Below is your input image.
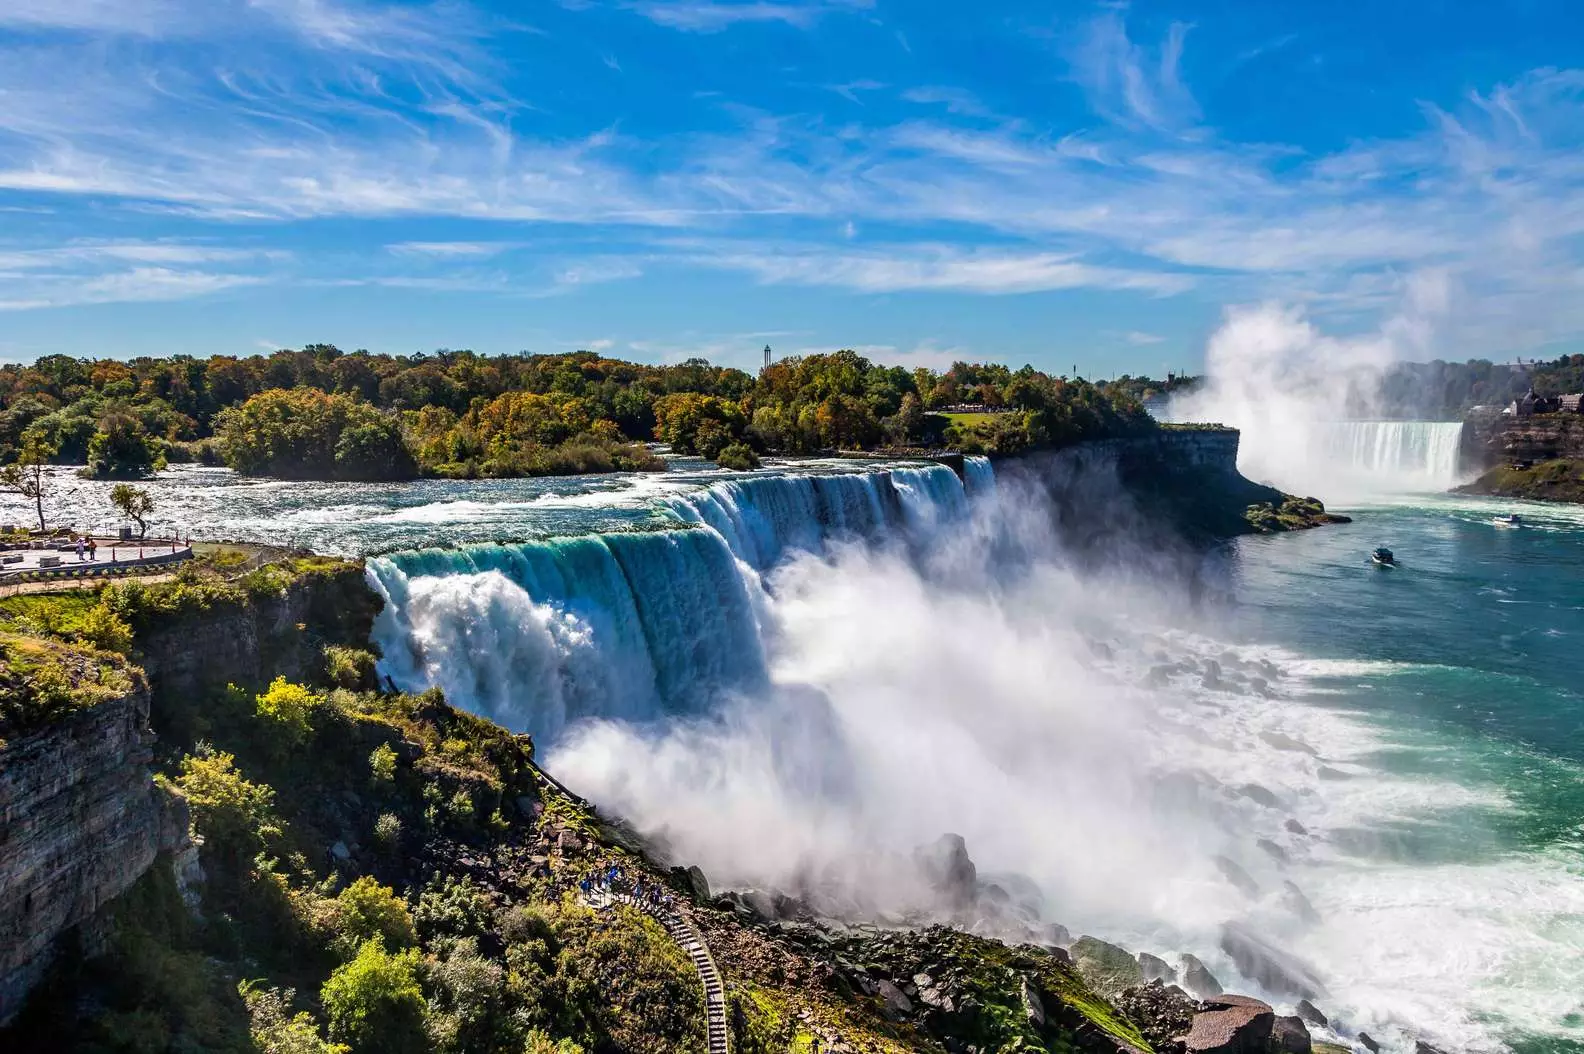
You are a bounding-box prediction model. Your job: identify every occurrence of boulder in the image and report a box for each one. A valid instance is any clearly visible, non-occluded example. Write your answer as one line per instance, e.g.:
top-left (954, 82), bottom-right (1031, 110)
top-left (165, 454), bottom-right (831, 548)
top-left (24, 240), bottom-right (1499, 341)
top-left (1020, 976), bottom-right (1046, 1028)
top-left (1115, 980), bottom-right (1197, 1049)
top-left (672, 864), bottom-right (710, 903)
top-left (1238, 784), bottom-right (1280, 808)
top-left (1295, 999), bottom-right (1327, 1027)
top-left (1272, 1015), bottom-right (1312, 1054)
top-left (1043, 921), bottom-right (1072, 947)
top-left (1180, 993), bottom-right (1274, 1054)
top-left (1139, 952), bottom-right (1177, 984)
top-left (1181, 953), bottom-right (1223, 998)
top-left (330, 840), bottom-right (351, 861)
top-left (1358, 1033), bottom-right (1380, 1053)
top-left (915, 833), bottom-right (977, 909)
top-left (1219, 923), bottom-right (1326, 1000)
top-left (1415, 1042), bottom-right (1448, 1054)
top-left (1260, 731), bottom-right (1319, 755)
top-left (874, 979), bottom-right (912, 1016)
top-left (1072, 936), bottom-right (1143, 996)
top-left (1285, 819), bottom-right (1309, 836)
top-left (1216, 855), bottom-right (1261, 897)
top-left (1282, 881), bottom-right (1321, 925)
top-left (1257, 838), bottom-right (1290, 864)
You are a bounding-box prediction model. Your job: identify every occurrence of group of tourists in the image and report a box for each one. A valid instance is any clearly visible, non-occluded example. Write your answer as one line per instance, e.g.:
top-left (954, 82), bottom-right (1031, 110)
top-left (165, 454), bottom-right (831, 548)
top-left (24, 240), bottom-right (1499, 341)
top-left (579, 863), bottom-right (677, 915)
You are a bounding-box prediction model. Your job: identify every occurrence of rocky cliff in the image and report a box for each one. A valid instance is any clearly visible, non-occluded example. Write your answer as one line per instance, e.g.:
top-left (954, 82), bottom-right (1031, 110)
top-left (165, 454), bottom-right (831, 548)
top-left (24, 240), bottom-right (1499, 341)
top-left (0, 684), bottom-right (190, 1026)
top-left (1002, 427), bottom-right (1344, 556)
top-left (1460, 411), bottom-right (1584, 470)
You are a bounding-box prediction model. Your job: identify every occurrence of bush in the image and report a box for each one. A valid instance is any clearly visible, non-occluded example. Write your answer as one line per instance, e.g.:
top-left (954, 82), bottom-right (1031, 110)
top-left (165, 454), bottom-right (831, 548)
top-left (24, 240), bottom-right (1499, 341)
top-left (369, 742), bottom-right (398, 783)
top-left (373, 812), bottom-right (402, 850)
top-left (256, 677), bottom-right (325, 741)
top-left (241, 983), bottom-right (349, 1054)
top-left (78, 601), bottom-right (134, 654)
top-left (321, 941), bottom-right (428, 1054)
top-left (714, 442), bottom-right (760, 471)
top-left (423, 938), bottom-right (513, 1054)
top-left (176, 750), bottom-right (281, 864)
top-left (332, 877), bottom-right (417, 956)
top-left (325, 645), bottom-right (378, 690)
top-left (414, 875), bottom-right (493, 944)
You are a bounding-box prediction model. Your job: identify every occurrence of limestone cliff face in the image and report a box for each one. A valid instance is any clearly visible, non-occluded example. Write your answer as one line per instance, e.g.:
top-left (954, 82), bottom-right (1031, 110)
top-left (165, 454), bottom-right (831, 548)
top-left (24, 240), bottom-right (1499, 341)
top-left (1461, 413), bottom-right (1584, 470)
top-left (0, 685), bottom-right (189, 1026)
top-left (136, 563), bottom-right (380, 706)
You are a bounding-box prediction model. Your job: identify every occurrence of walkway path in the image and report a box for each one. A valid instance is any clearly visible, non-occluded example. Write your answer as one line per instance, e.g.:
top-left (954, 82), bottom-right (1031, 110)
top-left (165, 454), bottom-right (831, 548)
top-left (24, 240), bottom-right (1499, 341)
top-left (588, 887), bottom-right (729, 1054)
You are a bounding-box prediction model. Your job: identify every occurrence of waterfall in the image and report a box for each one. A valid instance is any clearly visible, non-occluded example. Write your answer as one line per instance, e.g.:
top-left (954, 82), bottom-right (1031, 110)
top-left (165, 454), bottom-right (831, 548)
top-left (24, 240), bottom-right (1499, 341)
top-left (1318, 421), bottom-right (1465, 490)
top-left (368, 462), bottom-right (984, 740)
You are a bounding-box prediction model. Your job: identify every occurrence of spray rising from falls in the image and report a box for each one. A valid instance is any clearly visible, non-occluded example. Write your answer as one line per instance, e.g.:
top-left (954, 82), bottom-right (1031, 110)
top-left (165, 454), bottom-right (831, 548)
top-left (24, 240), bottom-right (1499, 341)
top-left (368, 453), bottom-right (1571, 1051)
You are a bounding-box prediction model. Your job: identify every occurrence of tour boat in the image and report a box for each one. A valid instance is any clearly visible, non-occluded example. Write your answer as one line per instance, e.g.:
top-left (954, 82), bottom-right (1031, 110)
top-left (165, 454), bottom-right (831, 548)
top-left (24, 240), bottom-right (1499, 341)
top-left (1493, 513), bottom-right (1522, 527)
top-left (1371, 547), bottom-right (1396, 567)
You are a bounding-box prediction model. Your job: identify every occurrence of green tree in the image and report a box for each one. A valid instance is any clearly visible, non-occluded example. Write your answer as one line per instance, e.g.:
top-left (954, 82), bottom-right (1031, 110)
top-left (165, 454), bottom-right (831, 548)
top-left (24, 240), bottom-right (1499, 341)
top-left (85, 409), bottom-right (161, 479)
top-left (320, 941), bottom-right (428, 1054)
top-left (255, 676), bottom-right (325, 741)
top-left (1, 429), bottom-right (58, 531)
top-left (176, 750), bottom-right (281, 865)
top-left (110, 483), bottom-right (155, 539)
top-left (332, 877), bottom-right (417, 955)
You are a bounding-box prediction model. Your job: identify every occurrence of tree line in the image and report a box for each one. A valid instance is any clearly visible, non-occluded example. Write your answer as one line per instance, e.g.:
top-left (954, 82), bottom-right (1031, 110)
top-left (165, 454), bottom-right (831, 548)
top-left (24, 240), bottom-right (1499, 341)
top-left (0, 345), bottom-right (1159, 483)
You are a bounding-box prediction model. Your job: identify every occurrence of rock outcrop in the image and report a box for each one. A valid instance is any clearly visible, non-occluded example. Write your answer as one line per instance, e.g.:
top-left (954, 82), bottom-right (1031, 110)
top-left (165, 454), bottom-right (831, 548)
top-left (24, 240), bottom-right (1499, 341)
top-left (0, 683), bottom-right (189, 1025)
top-left (1181, 994), bottom-right (1275, 1054)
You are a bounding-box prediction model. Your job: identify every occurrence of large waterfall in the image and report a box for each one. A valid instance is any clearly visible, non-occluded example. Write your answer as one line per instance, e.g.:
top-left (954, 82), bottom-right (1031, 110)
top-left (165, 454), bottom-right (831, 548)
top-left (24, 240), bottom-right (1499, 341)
top-left (368, 459), bottom-right (985, 740)
top-left (1320, 421), bottom-right (1465, 489)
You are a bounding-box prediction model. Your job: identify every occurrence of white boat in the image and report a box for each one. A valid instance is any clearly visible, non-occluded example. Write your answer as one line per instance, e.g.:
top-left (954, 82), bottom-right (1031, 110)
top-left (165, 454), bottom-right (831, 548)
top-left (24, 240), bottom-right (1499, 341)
top-left (1493, 513), bottom-right (1522, 528)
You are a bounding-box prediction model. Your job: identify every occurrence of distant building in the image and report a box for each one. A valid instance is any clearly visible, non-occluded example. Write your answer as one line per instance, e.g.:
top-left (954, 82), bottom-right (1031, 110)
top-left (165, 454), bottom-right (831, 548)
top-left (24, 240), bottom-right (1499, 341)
top-left (1561, 393), bottom-right (1584, 413)
top-left (1506, 387), bottom-right (1572, 415)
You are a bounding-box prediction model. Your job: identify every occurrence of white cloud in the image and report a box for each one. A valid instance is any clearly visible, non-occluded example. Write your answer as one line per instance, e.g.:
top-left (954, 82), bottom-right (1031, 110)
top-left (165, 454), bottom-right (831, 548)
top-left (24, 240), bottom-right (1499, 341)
top-left (0, 267), bottom-right (265, 311)
top-left (623, 0), bottom-right (870, 33)
top-left (1124, 330), bottom-right (1165, 345)
top-left (695, 244), bottom-right (1192, 296)
top-left (386, 241), bottom-right (514, 257)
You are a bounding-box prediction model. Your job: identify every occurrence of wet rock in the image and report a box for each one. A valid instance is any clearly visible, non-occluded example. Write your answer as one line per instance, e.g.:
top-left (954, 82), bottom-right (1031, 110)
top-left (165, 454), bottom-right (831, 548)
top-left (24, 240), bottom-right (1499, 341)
top-left (1218, 923), bottom-right (1326, 1000)
top-left (1358, 1033), bottom-right (1380, 1053)
top-left (1272, 1015), bottom-right (1312, 1054)
top-left (1115, 980), bottom-right (1197, 1049)
top-left (1295, 999), bottom-right (1327, 1027)
top-left (1043, 921), bottom-right (1072, 947)
top-left (874, 979), bottom-right (912, 1016)
top-left (673, 864), bottom-right (710, 902)
top-left (1250, 677), bottom-right (1273, 697)
top-left (1415, 1042), bottom-right (1448, 1054)
top-left (1282, 881), bottom-right (1321, 925)
top-left (914, 833), bottom-right (977, 909)
top-left (1285, 819), bottom-right (1309, 836)
top-left (1317, 766), bottom-right (1351, 781)
top-left (1181, 953), bottom-right (1223, 998)
top-left (1257, 838), bottom-right (1290, 864)
top-left (1020, 976), bottom-right (1045, 1028)
top-left (1071, 936), bottom-right (1143, 996)
top-left (1139, 952), bottom-right (1177, 984)
top-left (1237, 783), bottom-right (1281, 808)
top-left (1181, 993), bottom-right (1274, 1054)
top-left (1215, 855), bottom-right (1261, 897)
top-left (1260, 731), bottom-right (1319, 755)
top-left (330, 840), bottom-right (351, 861)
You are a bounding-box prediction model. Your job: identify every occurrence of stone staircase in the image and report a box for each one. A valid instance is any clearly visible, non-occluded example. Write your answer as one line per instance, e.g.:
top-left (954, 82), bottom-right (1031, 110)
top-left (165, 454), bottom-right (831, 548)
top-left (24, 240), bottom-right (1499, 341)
top-left (588, 888), bottom-right (729, 1054)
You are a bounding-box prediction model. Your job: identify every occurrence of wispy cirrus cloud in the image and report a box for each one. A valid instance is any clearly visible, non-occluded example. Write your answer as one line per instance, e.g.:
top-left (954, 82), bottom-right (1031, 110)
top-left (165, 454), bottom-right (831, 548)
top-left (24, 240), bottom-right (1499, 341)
top-left (623, 0), bottom-right (870, 33)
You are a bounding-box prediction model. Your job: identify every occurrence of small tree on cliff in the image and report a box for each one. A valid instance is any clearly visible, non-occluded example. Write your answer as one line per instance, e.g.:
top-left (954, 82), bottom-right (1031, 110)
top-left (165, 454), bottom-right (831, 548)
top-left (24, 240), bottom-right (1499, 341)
top-left (1, 430), bottom-right (58, 532)
top-left (110, 483), bottom-right (154, 539)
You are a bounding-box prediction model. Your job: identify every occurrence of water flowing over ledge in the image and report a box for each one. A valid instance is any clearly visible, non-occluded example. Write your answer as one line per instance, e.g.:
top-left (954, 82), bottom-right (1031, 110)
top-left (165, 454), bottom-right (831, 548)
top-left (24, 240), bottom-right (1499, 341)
top-left (367, 460), bottom-right (985, 741)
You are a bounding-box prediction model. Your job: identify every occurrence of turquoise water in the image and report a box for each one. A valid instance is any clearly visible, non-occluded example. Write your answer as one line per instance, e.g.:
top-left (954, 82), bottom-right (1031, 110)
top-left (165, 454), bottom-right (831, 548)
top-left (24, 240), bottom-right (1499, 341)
top-left (1220, 495), bottom-right (1584, 1053)
top-left (10, 455), bottom-right (1582, 1051)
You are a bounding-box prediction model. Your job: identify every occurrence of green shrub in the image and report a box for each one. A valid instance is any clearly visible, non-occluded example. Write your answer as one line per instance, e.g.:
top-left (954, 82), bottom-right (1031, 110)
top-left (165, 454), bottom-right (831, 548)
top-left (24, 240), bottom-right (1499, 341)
top-left (256, 676), bottom-right (325, 741)
top-left (423, 938), bottom-right (514, 1054)
top-left (321, 941), bottom-right (428, 1054)
top-left (241, 983), bottom-right (349, 1054)
top-left (524, 1033), bottom-right (587, 1054)
top-left (414, 875), bottom-right (493, 944)
top-left (715, 442), bottom-right (761, 471)
top-left (369, 742), bottom-right (398, 783)
top-left (325, 645), bottom-right (378, 691)
top-left (79, 601), bottom-right (134, 654)
top-left (373, 812), bottom-right (402, 851)
top-left (176, 750), bottom-right (282, 863)
top-left (332, 877), bottom-right (417, 956)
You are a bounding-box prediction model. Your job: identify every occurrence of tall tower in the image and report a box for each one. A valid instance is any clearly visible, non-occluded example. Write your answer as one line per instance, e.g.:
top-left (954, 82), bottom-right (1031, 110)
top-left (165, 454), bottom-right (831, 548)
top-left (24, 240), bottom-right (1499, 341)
top-left (763, 344), bottom-right (773, 370)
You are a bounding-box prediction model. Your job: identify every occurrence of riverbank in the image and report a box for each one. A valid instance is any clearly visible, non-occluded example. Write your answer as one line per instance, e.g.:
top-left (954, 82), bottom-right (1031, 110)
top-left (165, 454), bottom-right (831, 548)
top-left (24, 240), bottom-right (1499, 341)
top-left (1454, 458), bottom-right (1584, 504)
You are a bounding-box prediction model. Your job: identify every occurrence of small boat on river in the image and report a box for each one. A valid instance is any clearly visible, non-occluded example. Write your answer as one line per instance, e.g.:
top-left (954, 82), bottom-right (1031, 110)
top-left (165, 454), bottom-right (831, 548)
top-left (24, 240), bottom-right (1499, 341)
top-left (1371, 547), bottom-right (1396, 567)
top-left (1494, 513), bottom-right (1522, 527)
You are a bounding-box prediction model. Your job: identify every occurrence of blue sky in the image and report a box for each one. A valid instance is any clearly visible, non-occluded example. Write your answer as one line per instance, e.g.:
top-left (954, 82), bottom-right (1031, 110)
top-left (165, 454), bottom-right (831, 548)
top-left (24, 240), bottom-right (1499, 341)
top-left (2, 0), bottom-right (1583, 375)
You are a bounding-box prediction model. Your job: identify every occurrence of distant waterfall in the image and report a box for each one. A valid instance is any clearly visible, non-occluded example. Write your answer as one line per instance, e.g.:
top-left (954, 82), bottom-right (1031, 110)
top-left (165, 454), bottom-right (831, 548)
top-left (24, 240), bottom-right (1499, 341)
top-left (1319, 421), bottom-right (1465, 491)
top-left (368, 462), bottom-right (985, 741)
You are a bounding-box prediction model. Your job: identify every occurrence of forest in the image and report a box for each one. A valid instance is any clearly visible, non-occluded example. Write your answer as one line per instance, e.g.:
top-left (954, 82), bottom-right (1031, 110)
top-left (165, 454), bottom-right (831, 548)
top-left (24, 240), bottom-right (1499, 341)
top-left (0, 346), bottom-right (1158, 481)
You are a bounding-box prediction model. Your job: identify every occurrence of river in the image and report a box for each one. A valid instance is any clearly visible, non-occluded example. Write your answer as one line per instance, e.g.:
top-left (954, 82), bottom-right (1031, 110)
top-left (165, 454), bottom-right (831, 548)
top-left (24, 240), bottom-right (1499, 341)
top-left (2, 454), bottom-right (1579, 1052)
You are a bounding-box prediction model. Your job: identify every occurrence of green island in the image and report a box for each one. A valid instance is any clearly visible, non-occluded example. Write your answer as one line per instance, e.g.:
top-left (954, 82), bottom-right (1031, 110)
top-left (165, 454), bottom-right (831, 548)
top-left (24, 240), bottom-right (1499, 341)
top-left (0, 553), bottom-right (1171, 1054)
